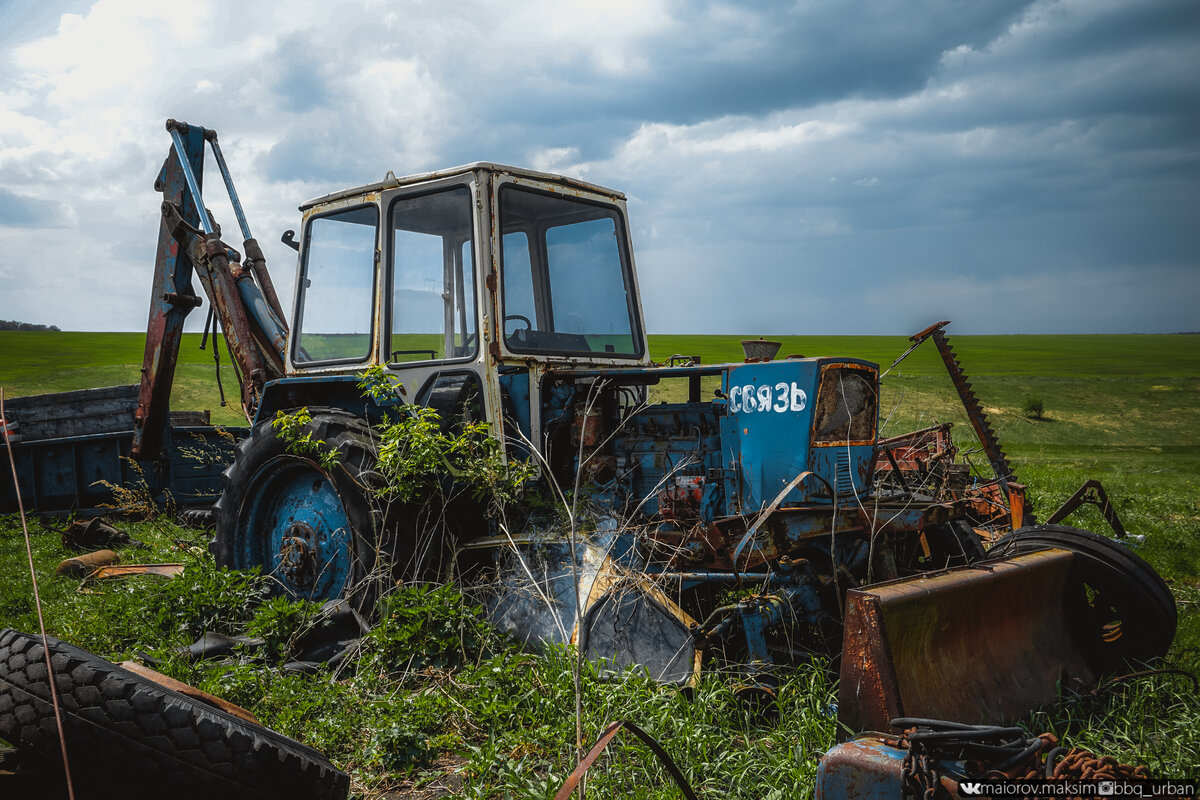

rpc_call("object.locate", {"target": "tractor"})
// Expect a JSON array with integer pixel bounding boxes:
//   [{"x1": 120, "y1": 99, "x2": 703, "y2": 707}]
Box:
[{"x1": 0, "y1": 121, "x2": 1177, "y2": 735}]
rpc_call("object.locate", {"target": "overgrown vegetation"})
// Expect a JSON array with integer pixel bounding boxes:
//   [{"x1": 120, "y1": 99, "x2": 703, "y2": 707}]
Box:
[
  {"x1": 2, "y1": 332, "x2": 1199, "y2": 795},
  {"x1": 0, "y1": 518, "x2": 844, "y2": 797}
]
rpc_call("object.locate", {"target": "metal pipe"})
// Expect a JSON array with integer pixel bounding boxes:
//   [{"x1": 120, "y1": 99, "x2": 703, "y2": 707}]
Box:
[
  {"x1": 243, "y1": 237, "x2": 288, "y2": 330},
  {"x1": 206, "y1": 135, "x2": 252, "y2": 242},
  {"x1": 233, "y1": 268, "x2": 288, "y2": 373},
  {"x1": 167, "y1": 126, "x2": 213, "y2": 236}
]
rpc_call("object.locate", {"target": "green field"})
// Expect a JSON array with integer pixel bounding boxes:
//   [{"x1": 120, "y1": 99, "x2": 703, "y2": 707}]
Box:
[
  {"x1": 1, "y1": 330, "x2": 1199, "y2": 792},
  {"x1": 0, "y1": 330, "x2": 250, "y2": 426}
]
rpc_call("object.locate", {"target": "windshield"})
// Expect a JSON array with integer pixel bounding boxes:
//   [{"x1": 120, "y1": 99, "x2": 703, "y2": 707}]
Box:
[
  {"x1": 499, "y1": 187, "x2": 640, "y2": 357},
  {"x1": 294, "y1": 205, "x2": 378, "y2": 364}
]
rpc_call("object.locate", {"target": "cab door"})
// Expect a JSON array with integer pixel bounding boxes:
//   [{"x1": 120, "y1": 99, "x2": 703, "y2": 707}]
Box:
[{"x1": 383, "y1": 179, "x2": 493, "y2": 433}]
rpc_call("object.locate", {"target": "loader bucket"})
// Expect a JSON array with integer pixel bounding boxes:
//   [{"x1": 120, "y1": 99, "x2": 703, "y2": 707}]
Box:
[{"x1": 839, "y1": 549, "x2": 1095, "y2": 733}]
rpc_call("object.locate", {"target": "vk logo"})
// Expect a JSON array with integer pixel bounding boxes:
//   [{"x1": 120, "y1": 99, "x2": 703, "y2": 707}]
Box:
[{"x1": 959, "y1": 783, "x2": 984, "y2": 796}]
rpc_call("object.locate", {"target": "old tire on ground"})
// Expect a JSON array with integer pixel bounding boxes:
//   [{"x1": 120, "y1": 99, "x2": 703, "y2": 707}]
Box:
[
  {"x1": 988, "y1": 524, "x2": 1177, "y2": 673},
  {"x1": 212, "y1": 408, "x2": 385, "y2": 608},
  {"x1": 0, "y1": 629, "x2": 349, "y2": 799}
]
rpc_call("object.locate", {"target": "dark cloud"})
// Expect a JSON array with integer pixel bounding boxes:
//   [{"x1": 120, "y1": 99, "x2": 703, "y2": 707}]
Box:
[{"x1": 449, "y1": 1, "x2": 1032, "y2": 142}]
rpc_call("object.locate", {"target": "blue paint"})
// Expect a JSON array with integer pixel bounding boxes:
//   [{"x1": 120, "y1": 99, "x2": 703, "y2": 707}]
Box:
[
  {"x1": 816, "y1": 737, "x2": 968, "y2": 800},
  {"x1": 499, "y1": 369, "x2": 531, "y2": 442},
  {"x1": 722, "y1": 360, "x2": 820, "y2": 510},
  {"x1": 816, "y1": 738, "x2": 910, "y2": 800}
]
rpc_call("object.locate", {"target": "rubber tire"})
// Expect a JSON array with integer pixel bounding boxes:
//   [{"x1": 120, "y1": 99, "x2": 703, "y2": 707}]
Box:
[
  {"x1": 212, "y1": 408, "x2": 385, "y2": 609},
  {"x1": 987, "y1": 524, "x2": 1177, "y2": 672},
  {"x1": 0, "y1": 629, "x2": 349, "y2": 800}
]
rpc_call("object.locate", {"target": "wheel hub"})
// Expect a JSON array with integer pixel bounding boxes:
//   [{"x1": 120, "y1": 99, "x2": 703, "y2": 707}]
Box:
[
  {"x1": 237, "y1": 457, "x2": 355, "y2": 601},
  {"x1": 278, "y1": 522, "x2": 320, "y2": 588}
]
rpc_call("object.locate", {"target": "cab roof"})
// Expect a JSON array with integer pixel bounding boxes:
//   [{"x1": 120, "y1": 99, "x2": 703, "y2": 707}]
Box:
[{"x1": 299, "y1": 162, "x2": 625, "y2": 211}]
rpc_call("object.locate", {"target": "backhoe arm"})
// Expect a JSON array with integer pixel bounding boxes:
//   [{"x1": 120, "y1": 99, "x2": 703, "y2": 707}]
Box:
[{"x1": 132, "y1": 119, "x2": 288, "y2": 458}]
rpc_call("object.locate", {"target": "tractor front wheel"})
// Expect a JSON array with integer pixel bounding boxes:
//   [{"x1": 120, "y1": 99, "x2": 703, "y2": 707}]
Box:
[{"x1": 212, "y1": 409, "x2": 383, "y2": 608}]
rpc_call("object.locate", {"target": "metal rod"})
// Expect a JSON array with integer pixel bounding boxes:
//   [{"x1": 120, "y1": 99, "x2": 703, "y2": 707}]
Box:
[
  {"x1": 167, "y1": 127, "x2": 213, "y2": 235},
  {"x1": 207, "y1": 138, "x2": 253, "y2": 242}
]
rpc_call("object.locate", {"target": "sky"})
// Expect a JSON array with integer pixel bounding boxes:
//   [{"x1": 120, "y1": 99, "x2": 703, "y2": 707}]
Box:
[{"x1": 0, "y1": 0, "x2": 1197, "y2": 335}]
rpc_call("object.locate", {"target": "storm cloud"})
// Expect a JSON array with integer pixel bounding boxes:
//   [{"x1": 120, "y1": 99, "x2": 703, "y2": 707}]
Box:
[{"x1": 0, "y1": 0, "x2": 1196, "y2": 333}]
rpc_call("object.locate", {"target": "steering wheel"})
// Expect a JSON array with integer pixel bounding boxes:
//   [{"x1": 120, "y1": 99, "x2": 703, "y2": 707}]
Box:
[{"x1": 504, "y1": 314, "x2": 532, "y2": 332}]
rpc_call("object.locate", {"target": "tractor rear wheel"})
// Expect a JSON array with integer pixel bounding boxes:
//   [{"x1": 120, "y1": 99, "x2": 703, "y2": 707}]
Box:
[
  {"x1": 212, "y1": 408, "x2": 384, "y2": 609},
  {"x1": 988, "y1": 524, "x2": 1176, "y2": 673}
]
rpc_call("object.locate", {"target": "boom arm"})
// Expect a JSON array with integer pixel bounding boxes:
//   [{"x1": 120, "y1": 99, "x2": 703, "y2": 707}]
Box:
[{"x1": 132, "y1": 119, "x2": 288, "y2": 458}]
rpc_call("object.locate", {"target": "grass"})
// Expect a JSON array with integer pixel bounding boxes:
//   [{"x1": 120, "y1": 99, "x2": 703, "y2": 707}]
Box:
[{"x1": 1, "y1": 330, "x2": 1199, "y2": 791}]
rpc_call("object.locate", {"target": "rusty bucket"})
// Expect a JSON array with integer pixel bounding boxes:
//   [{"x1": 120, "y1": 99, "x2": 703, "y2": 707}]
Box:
[{"x1": 838, "y1": 549, "x2": 1095, "y2": 733}]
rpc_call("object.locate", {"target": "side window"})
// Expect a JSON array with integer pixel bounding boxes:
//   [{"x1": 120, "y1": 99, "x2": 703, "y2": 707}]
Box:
[
  {"x1": 498, "y1": 186, "x2": 640, "y2": 356},
  {"x1": 546, "y1": 218, "x2": 626, "y2": 345},
  {"x1": 294, "y1": 206, "x2": 378, "y2": 364},
  {"x1": 390, "y1": 188, "x2": 477, "y2": 363}
]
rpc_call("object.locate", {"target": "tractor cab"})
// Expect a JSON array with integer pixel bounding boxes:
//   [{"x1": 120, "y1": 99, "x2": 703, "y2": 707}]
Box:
[
  {"x1": 281, "y1": 162, "x2": 886, "y2": 512},
  {"x1": 282, "y1": 163, "x2": 649, "y2": 452}
]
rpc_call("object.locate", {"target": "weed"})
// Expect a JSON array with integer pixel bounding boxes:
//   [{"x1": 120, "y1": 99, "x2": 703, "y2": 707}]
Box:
[
  {"x1": 245, "y1": 595, "x2": 326, "y2": 663},
  {"x1": 358, "y1": 584, "x2": 495, "y2": 687},
  {"x1": 93, "y1": 457, "x2": 167, "y2": 519},
  {"x1": 371, "y1": 406, "x2": 534, "y2": 507},
  {"x1": 272, "y1": 407, "x2": 343, "y2": 471}
]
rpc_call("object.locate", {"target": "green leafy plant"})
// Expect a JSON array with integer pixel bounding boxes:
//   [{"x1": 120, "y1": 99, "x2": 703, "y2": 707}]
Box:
[
  {"x1": 372, "y1": 406, "x2": 535, "y2": 508},
  {"x1": 358, "y1": 583, "x2": 496, "y2": 685},
  {"x1": 357, "y1": 364, "x2": 405, "y2": 404},
  {"x1": 245, "y1": 595, "x2": 326, "y2": 664},
  {"x1": 271, "y1": 407, "x2": 342, "y2": 471},
  {"x1": 1021, "y1": 394, "x2": 1045, "y2": 419}
]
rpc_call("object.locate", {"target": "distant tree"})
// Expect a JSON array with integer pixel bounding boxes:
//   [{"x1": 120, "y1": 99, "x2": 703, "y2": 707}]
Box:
[
  {"x1": 0, "y1": 320, "x2": 61, "y2": 332},
  {"x1": 1021, "y1": 395, "x2": 1045, "y2": 420}
]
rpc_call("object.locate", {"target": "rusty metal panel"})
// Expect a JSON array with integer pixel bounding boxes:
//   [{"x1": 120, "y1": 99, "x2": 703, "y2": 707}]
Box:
[
  {"x1": 839, "y1": 591, "x2": 904, "y2": 735},
  {"x1": 839, "y1": 549, "x2": 1096, "y2": 734}
]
